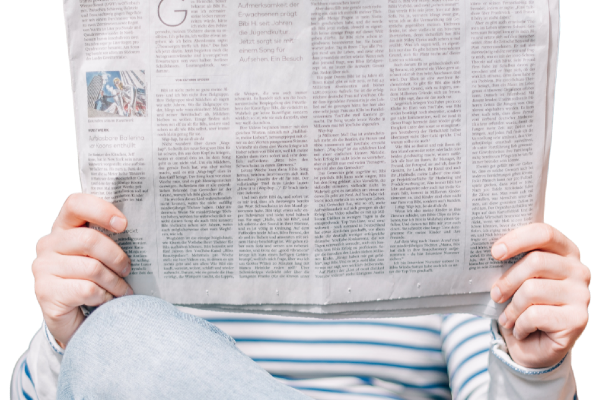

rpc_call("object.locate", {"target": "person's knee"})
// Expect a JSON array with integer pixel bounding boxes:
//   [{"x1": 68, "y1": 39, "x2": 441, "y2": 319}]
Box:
[
  {"x1": 58, "y1": 296, "x2": 237, "y2": 398},
  {"x1": 65, "y1": 295, "x2": 234, "y2": 359},
  {"x1": 71, "y1": 295, "x2": 174, "y2": 343}
]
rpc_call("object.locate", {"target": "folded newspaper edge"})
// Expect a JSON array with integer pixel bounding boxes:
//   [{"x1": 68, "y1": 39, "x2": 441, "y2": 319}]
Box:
[{"x1": 182, "y1": 292, "x2": 504, "y2": 319}]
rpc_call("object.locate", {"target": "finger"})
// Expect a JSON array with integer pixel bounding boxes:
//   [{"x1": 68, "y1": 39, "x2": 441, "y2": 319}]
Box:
[
  {"x1": 46, "y1": 254, "x2": 133, "y2": 297},
  {"x1": 40, "y1": 228, "x2": 131, "y2": 277},
  {"x1": 491, "y1": 223, "x2": 579, "y2": 261},
  {"x1": 497, "y1": 323, "x2": 567, "y2": 369},
  {"x1": 53, "y1": 193, "x2": 128, "y2": 233},
  {"x1": 44, "y1": 276, "x2": 115, "y2": 309},
  {"x1": 512, "y1": 305, "x2": 587, "y2": 341},
  {"x1": 491, "y1": 251, "x2": 574, "y2": 303},
  {"x1": 498, "y1": 279, "x2": 586, "y2": 329}
]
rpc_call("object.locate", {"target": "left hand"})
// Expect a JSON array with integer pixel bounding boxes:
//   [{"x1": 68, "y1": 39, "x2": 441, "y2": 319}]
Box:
[{"x1": 490, "y1": 223, "x2": 590, "y2": 369}]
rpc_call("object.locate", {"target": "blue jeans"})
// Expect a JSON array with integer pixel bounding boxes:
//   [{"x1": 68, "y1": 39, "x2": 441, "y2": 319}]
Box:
[{"x1": 57, "y1": 296, "x2": 311, "y2": 399}]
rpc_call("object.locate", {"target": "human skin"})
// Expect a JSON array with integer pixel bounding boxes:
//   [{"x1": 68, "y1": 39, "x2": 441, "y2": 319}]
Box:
[
  {"x1": 32, "y1": 194, "x2": 590, "y2": 367},
  {"x1": 33, "y1": 194, "x2": 133, "y2": 348},
  {"x1": 490, "y1": 223, "x2": 591, "y2": 368}
]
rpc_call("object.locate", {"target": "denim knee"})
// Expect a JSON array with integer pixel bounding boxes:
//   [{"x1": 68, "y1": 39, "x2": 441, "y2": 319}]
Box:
[
  {"x1": 64, "y1": 295, "x2": 235, "y2": 361},
  {"x1": 57, "y1": 296, "x2": 310, "y2": 400}
]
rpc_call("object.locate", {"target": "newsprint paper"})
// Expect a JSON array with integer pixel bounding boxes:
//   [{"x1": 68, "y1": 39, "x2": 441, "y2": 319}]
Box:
[{"x1": 62, "y1": 0, "x2": 559, "y2": 318}]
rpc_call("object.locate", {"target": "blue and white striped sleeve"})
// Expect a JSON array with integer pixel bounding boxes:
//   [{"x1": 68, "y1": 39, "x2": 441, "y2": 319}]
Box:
[
  {"x1": 11, "y1": 322, "x2": 64, "y2": 400},
  {"x1": 441, "y1": 314, "x2": 492, "y2": 400},
  {"x1": 441, "y1": 314, "x2": 577, "y2": 400}
]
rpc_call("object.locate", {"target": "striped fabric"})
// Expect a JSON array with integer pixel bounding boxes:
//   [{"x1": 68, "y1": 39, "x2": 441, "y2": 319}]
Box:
[
  {"x1": 13, "y1": 313, "x2": 493, "y2": 400},
  {"x1": 12, "y1": 352, "x2": 38, "y2": 400},
  {"x1": 441, "y1": 315, "x2": 492, "y2": 400},
  {"x1": 198, "y1": 312, "x2": 493, "y2": 400}
]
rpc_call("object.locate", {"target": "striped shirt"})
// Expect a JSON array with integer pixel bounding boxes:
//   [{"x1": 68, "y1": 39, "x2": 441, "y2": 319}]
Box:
[
  {"x1": 12, "y1": 312, "x2": 493, "y2": 400},
  {"x1": 200, "y1": 312, "x2": 491, "y2": 400}
]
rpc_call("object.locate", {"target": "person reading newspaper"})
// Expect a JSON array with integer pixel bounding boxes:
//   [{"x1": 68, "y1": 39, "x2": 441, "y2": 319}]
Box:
[
  {"x1": 11, "y1": 193, "x2": 589, "y2": 399},
  {"x1": 11, "y1": 0, "x2": 587, "y2": 397}
]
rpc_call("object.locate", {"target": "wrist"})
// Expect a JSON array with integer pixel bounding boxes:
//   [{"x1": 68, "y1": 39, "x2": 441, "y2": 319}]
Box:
[
  {"x1": 56, "y1": 338, "x2": 67, "y2": 349},
  {"x1": 488, "y1": 329, "x2": 576, "y2": 400},
  {"x1": 42, "y1": 320, "x2": 66, "y2": 356}
]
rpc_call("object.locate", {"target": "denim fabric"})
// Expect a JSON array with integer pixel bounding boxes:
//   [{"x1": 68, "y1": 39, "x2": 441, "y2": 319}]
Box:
[{"x1": 57, "y1": 296, "x2": 311, "y2": 400}]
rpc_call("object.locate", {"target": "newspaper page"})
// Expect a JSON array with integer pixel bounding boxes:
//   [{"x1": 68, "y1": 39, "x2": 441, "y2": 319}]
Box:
[{"x1": 62, "y1": 0, "x2": 559, "y2": 318}]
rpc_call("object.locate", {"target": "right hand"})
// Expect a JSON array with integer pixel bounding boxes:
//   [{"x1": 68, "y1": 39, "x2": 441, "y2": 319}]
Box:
[{"x1": 33, "y1": 193, "x2": 134, "y2": 348}]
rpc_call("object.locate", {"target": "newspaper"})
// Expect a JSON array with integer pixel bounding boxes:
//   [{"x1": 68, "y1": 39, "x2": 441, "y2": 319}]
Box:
[{"x1": 62, "y1": 0, "x2": 559, "y2": 319}]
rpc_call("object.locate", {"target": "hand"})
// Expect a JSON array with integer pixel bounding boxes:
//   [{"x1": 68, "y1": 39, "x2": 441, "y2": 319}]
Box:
[
  {"x1": 33, "y1": 194, "x2": 134, "y2": 348},
  {"x1": 490, "y1": 223, "x2": 590, "y2": 368}
]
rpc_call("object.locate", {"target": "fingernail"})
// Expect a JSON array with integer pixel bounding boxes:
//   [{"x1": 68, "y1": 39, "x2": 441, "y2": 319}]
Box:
[
  {"x1": 125, "y1": 287, "x2": 134, "y2": 296},
  {"x1": 498, "y1": 312, "x2": 507, "y2": 327},
  {"x1": 491, "y1": 286, "x2": 503, "y2": 303},
  {"x1": 513, "y1": 330, "x2": 522, "y2": 340},
  {"x1": 492, "y1": 243, "x2": 507, "y2": 260},
  {"x1": 105, "y1": 292, "x2": 115, "y2": 302},
  {"x1": 110, "y1": 216, "x2": 127, "y2": 232}
]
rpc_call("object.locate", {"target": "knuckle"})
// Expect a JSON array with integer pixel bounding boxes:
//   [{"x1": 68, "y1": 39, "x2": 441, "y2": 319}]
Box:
[
  {"x1": 36, "y1": 235, "x2": 51, "y2": 255},
  {"x1": 525, "y1": 305, "x2": 541, "y2": 322},
  {"x1": 66, "y1": 193, "x2": 80, "y2": 204},
  {"x1": 113, "y1": 252, "x2": 129, "y2": 269},
  {"x1": 578, "y1": 264, "x2": 592, "y2": 286},
  {"x1": 86, "y1": 259, "x2": 105, "y2": 282},
  {"x1": 538, "y1": 224, "x2": 556, "y2": 246},
  {"x1": 31, "y1": 258, "x2": 45, "y2": 276},
  {"x1": 572, "y1": 309, "x2": 589, "y2": 330},
  {"x1": 582, "y1": 289, "x2": 591, "y2": 307},
  {"x1": 563, "y1": 285, "x2": 579, "y2": 304},
  {"x1": 77, "y1": 280, "x2": 99, "y2": 299},
  {"x1": 527, "y1": 251, "x2": 546, "y2": 272},
  {"x1": 571, "y1": 243, "x2": 581, "y2": 259},
  {"x1": 34, "y1": 281, "x2": 49, "y2": 303},
  {"x1": 64, "y1": 193, "x2": 82, "y2": 213},
  {"x1": 78, "y1": 229, "x2": 98, "y2": 252},
  {"x1": 519, "y1": 279, "x2": 536, "y2": 299}
]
